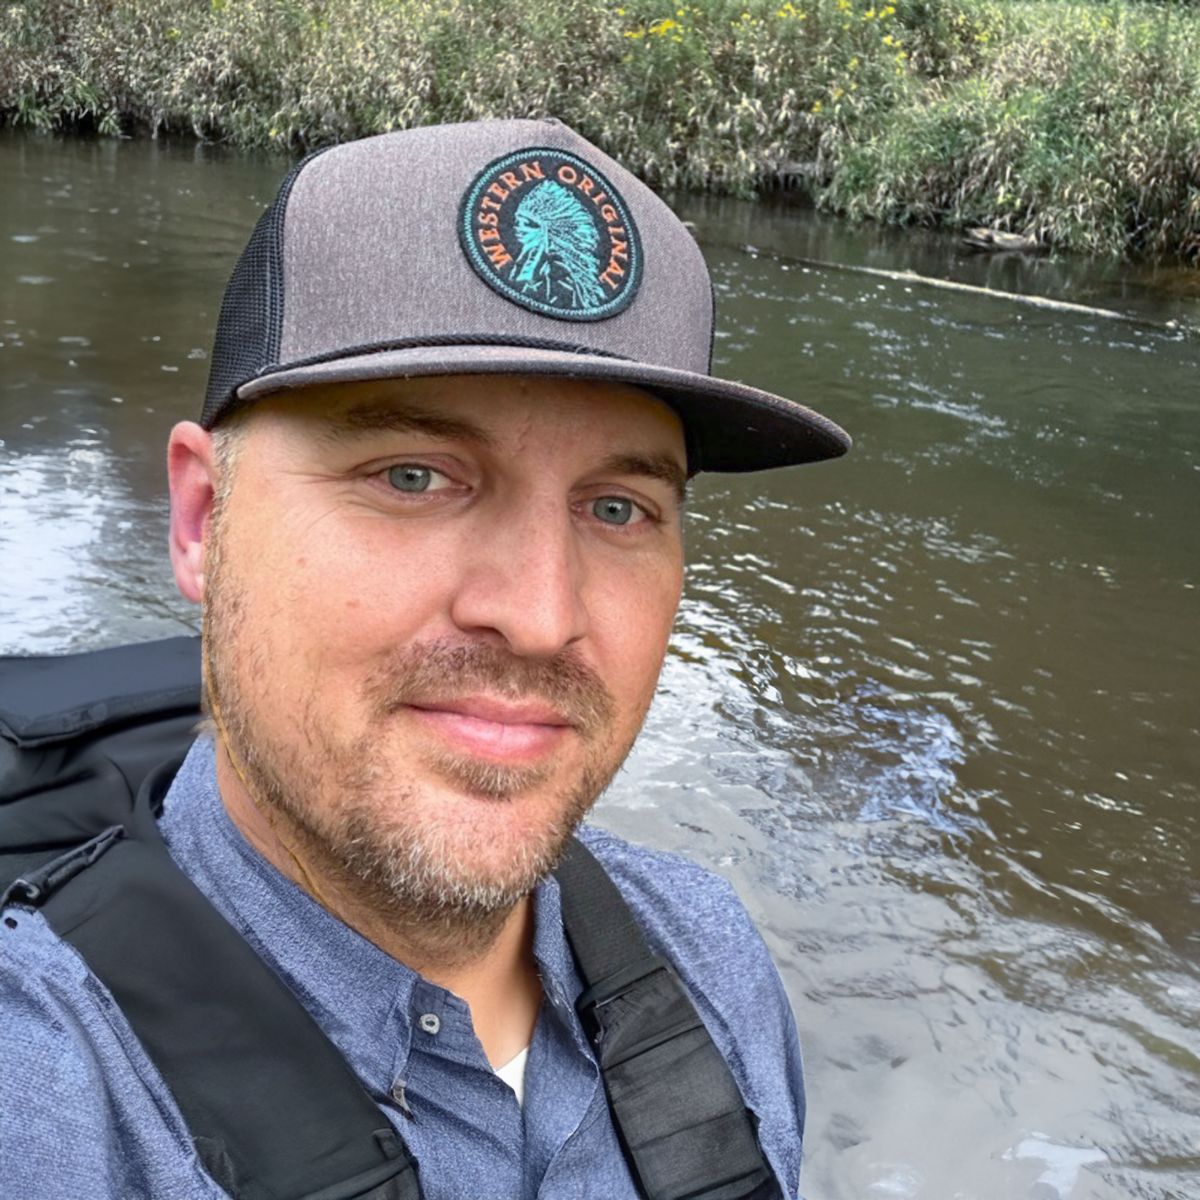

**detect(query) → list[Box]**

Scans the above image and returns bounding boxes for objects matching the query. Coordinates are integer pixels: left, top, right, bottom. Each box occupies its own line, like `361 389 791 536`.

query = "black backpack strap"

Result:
6 752 422 1200
555 838 780 1200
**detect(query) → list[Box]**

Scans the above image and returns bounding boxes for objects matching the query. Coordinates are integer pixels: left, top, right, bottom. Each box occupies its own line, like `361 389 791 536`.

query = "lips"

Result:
405 695 574 762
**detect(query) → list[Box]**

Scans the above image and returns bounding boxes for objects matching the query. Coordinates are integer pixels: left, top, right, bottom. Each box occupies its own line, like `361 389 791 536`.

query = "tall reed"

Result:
3 0 1197 260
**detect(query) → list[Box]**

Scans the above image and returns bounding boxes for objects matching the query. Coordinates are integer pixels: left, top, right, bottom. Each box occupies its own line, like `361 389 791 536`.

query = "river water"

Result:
1 133 1197 1200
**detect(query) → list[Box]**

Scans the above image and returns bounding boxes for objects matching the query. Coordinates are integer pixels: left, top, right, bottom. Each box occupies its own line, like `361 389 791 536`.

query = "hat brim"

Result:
234 343 850 473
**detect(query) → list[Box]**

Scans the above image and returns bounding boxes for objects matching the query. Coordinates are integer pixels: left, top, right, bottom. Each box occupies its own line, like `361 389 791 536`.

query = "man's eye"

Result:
386 464 446 493
591 496 642 526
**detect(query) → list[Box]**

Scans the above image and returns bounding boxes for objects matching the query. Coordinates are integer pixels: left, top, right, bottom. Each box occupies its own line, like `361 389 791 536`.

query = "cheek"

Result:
591 559 682 709
221 502 463 669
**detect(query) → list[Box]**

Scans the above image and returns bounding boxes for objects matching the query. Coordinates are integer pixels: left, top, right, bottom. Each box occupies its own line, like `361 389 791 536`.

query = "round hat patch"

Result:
458 148 642 321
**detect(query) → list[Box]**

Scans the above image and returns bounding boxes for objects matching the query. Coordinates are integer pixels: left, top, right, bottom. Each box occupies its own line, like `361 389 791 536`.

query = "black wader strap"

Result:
13 755 422 1200
555 839 780 1200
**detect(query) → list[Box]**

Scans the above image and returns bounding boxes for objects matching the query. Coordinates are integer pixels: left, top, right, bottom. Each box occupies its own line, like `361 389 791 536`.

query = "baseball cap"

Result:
202 117 850 473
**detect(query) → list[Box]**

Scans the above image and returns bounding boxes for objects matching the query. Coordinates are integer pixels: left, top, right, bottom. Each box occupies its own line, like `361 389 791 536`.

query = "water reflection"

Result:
1 132 1197 1200
0 430 193 651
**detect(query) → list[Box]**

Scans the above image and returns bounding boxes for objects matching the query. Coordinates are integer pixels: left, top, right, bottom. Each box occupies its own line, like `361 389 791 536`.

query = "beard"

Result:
201 507 632 955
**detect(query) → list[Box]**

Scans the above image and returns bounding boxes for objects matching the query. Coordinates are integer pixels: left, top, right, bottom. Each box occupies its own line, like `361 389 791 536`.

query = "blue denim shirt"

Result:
0 736 805 1198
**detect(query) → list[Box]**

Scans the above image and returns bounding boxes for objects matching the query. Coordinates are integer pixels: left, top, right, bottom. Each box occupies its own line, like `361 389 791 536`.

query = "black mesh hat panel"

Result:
202 152 327 428
201 206 279 426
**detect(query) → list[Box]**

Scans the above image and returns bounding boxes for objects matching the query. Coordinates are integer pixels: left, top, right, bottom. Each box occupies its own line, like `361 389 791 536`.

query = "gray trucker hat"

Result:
202 117 850 472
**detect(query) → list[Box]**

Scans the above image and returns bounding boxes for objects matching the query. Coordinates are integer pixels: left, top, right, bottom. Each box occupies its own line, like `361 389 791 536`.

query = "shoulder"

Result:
575 824 806 1196
0 906 222 1199
576 823 764 967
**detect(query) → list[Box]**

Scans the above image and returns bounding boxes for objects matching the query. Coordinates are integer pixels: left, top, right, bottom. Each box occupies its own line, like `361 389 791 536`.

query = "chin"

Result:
332 788 576 919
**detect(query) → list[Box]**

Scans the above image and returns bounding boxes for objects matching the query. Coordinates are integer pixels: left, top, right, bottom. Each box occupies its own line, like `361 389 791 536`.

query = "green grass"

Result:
3 0 1198 260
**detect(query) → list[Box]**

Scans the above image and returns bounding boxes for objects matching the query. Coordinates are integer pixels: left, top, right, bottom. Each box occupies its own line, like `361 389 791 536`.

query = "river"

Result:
1 132 1197 1200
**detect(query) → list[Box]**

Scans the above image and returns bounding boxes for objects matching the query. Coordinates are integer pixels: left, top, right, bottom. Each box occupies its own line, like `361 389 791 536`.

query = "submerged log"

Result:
962 226 1045 254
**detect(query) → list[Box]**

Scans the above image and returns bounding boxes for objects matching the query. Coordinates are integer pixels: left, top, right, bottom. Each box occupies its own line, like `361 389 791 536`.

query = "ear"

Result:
167 421 217 604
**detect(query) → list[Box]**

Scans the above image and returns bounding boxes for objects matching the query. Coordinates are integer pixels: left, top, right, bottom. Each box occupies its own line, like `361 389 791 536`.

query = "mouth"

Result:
404 695 574 763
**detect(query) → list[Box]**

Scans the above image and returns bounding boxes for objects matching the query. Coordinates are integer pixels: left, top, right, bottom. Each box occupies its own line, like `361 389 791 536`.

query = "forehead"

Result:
241 374 687 464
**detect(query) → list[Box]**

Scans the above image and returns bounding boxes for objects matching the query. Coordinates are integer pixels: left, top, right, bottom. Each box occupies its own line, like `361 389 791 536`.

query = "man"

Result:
0 119 848 1198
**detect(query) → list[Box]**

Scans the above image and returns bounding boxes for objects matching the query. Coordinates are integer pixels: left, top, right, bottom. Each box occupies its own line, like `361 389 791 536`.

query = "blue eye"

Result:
387 465 434 492
592 497 636 525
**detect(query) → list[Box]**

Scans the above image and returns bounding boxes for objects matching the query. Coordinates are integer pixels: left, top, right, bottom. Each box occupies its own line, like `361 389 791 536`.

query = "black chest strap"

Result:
557 840 778 1200
29 759 420 1200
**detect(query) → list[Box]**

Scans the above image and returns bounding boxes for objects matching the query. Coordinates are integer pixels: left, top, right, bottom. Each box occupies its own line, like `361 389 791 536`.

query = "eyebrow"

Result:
600 452 689 504
317 399 687 501
317 400 497 447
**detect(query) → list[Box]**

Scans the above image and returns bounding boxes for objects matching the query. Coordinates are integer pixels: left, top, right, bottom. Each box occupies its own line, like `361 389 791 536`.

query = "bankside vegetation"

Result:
3 0 1198 261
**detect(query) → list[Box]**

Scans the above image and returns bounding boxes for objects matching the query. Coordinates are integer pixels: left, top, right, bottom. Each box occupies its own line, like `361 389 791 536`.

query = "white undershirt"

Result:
493 1045 530 1108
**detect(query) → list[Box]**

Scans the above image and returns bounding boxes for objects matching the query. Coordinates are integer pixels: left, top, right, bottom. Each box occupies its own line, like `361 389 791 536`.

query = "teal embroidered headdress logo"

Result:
458 148 642 321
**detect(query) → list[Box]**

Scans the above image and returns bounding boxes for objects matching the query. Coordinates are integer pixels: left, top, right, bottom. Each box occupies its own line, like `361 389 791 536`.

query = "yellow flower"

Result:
863 8 876 19
649 17 679 35
810 99 823 113
624 27 645 38
831 85 844 100
848 55 859 70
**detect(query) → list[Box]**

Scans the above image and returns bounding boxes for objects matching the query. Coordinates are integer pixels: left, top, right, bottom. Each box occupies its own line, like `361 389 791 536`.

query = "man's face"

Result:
197 374 686 919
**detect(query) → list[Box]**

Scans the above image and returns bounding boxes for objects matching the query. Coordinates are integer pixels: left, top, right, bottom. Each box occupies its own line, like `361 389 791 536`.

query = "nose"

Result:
449 497 589 658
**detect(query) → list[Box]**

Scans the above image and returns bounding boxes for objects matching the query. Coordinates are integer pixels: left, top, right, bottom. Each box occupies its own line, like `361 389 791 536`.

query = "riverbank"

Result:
3 0 1198 261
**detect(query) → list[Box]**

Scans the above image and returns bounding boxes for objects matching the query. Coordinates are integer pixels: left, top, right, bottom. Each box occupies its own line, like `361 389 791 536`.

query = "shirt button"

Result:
419 1012 441 1035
